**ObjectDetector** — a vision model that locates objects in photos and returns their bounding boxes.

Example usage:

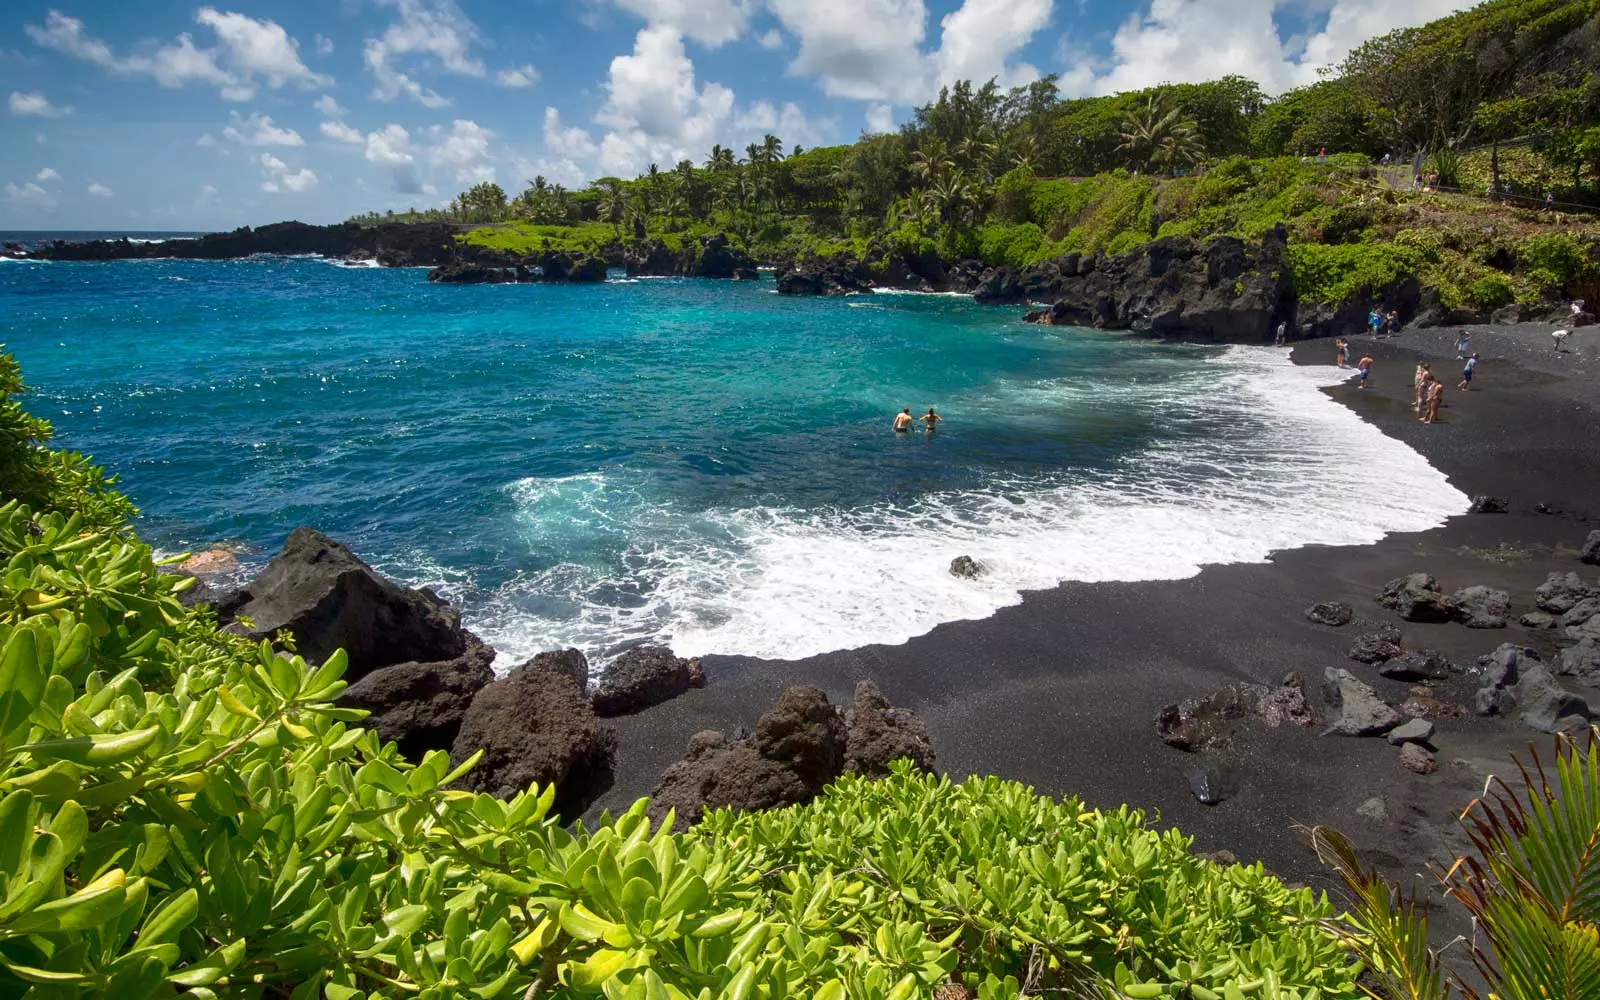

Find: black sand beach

[588,319,1599,939]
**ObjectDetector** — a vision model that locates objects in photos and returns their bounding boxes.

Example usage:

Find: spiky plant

[1314,725,1600,1000]
[1116,94,1205,174]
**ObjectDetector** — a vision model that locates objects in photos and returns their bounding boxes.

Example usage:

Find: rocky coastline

[16,219,1595,342]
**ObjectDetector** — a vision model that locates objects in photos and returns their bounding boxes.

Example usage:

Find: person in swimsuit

[1414,371,1433,413]
[1357,354,1373,388]
[919,408,942,432]
[1335,338,1348,368]
[1423,379,1444,423]
[893,407,915,432]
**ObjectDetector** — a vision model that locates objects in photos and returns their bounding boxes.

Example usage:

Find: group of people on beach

[1343,328,1480,424]
[893,407,941,433]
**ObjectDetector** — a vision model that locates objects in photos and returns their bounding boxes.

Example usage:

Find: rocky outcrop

[1537,572,1594,615]
[590,646,705,717]
[949,555,987,579]
[775,259,873,296]
[1322,667,1403,737]
[1013,227,1294,343]
[623,234,757,279]
[843,681,935,776]
[427,251,608,284]
[20,221,461,267]
[646,684,931,823]
[228,527,467,678]
[1475,643,1540,716]
[1451,586,1511,629]
[1377,573,1456,622]
[338,634,496,758]
[449,655,617,818]
[1583,531,1600,565]
[1156,674,1313,751]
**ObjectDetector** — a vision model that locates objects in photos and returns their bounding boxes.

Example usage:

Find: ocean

[0,255,1468,668]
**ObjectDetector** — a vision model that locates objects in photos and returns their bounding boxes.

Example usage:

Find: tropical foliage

[1315,725,1600,1000]
[0,350,1362,997]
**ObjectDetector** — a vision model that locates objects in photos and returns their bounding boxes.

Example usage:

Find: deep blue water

[0,256,1465,664]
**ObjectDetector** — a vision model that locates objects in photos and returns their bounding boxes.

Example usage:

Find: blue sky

[0,0,1468,230]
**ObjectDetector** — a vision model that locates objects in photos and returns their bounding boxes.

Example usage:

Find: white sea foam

[867,287,975,298]
[447,347,1466,667]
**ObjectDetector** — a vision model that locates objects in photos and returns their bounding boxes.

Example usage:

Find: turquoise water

[0,256,1466,665]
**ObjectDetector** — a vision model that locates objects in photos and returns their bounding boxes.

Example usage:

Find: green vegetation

[1315,726,1600,999]
[0,349,1358,997]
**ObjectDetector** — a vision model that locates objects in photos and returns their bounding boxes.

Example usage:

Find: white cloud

[197,133,219,148]
[321,120,365,144]
[25,8,329,98]
[314,94,347,116]
[316,34,335,56]
[757,29,785,50]
[197,183,220,206]
[195,7,332,89]
[609,0,756,47]
[496,64,540,88]
[544,106,597,158]
[222,112,305,147]
[364,123,424,193]
[429,119,494,183]
[259,152,318,193]
[733,100,829,148]
[934,0,1051,89]
[9,91,73,117]
[4,181,56,209]
[35,167,60,182]
[866,102,895,133]
[1064,0,1472,96]
[515,155,588,189]
[768,0,928,102]
[87,182,113,198]
[364,0,486,107]
[596,27,738,175]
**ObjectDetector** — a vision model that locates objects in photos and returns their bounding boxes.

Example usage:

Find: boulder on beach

[949,555,987,580]
[1158,675,1312,751]
[449,654,617,819]
[1535,572,1593,615]
[1386,718,1435,746]
[646,684,931,824]
[1377,573,1456,622]
[1379,649,1453,681]
[1583,531,1600,565]
[1347,626,1404,664]
[1184,761,1236,806]
[1475,643,1541,716]
[1521,611,1560,629]
[1514,663,1594,734]
[1555,640,1600,686]
[338,633,496,758]
[1401,694,1467,719]
[590,646,705,717]
[229,527,467,679]
[1399,743,1438,774]
[1451,586,1511,629]
[1305,601,1354,627]
[1467,495,1508,514]
[1322,667,1403,736]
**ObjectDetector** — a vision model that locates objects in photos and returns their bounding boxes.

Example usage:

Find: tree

[1116,95,1205,173]
[595,179,627,235]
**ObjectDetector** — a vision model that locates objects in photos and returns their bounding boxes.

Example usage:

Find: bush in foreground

[0,349,1358,998]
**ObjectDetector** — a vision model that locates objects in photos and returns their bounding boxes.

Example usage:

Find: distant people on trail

[919,408,942,432]
[1553,329,1571,352]
[1546,192,1556,211]
[1274,322,1287,347]
[1357,354,1374,389]
[893,407,915,433]
[1455,330,1472,358]
[1381,152,1392,167]
[1459,354,1478,391]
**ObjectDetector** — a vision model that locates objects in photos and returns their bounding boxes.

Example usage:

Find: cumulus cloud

[259,152,318,193]
[1063,0,1472,96]
[515,154,588,189]
[222,112,305,147]
[36,167,60,182]
[9,91,73,117]
[197,133,219,148]
[544,107,598,158]
[428,119,494,183]
[865,103,895,133]
[733,99,830,149]
[768,0,929,102]
[595,26,738,175]
[87,182,113,198]
[314,94,347,116]
[608,0,757,47]
[757,29,785,50]
[321,120,365,144]
[316,34,335,56]
[496,64,540,88]
[364,0,486,107]
[4,181,56,209]
[358,123,425,193]
[197,183,220,206]
[25,8,330,99]
[934,0,1051,89]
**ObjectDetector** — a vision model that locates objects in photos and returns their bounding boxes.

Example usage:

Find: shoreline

[588,322,1599,943]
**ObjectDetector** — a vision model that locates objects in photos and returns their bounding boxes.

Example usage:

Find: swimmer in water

[919,407,942,432]
[893,407,914,432]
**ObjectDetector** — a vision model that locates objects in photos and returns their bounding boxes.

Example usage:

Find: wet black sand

[588,320,1599,944]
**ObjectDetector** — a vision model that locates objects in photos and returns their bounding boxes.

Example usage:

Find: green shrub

[1287,243,1424,304]
[1518,232,1592,292]
[0,349,1362,998]
[974,223,1044,267]
[1464,274,1515,309]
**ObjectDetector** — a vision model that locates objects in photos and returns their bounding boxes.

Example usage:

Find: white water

[418,347,1466,668]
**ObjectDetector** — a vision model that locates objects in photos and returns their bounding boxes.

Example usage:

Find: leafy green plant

[1314,725,1600,999]
[1286,243,1424,304]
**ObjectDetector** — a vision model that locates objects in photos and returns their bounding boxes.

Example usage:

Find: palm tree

[923,173,972,226]
[760,133,783,165]
[911,141,953,187]
[596,180,626,236]
[704,145,735,173]
[1116,94,1205,174]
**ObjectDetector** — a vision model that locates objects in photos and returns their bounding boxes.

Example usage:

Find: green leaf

[21,725,161,765]
[0,789,37,879]
[3,869,133,935]
[139,887,199,946]
[382,903,429,938]
[168,937,246,987]
[0,626,47,745]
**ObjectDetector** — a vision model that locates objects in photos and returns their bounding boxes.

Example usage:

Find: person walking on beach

[919,407,942,432]
[1274,321,1287,347]
[1553,329,1571,352]
[1455,330,1471,358]
[1335,338,1348,368]
[893,407,914,433]
[1422,378,1444,423]
[1459,353,1478,390]
[1357,353,1374,389]
[1413,365,1431,413]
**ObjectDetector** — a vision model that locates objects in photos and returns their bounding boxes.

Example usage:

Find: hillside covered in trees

[343,0,1600,313]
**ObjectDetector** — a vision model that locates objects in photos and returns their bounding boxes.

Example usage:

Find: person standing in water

[1274,322,1287,347]
[919,407,942,432]
[1423,378,1444,423]
[893,407,915,433]
[1357,353,1374,389]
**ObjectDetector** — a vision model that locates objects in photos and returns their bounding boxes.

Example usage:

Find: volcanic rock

[1582,531,1600,565]
[1157,675,1312,751]
[1399,744,1438,775]
[1321,667,1403,736]
[591,646,706,717]
[843,680,935,776]
[230,527,467,678]
[1379,650,1453,681]
[1475,644,1540,716]
[1451,586,1511,629]
[1305,601,1355,627]
[1555,640,1600,686]
[1401,695,1467,719]
[1184,762,1235,806]
[949,555,987,579]
[1514,663,1594,734]
[338,633,496,758]
[449,654,617,818]
[1348,626,1404,664]
[1467,495,1508,514]
[1386,718,1435,746]
[1521,611,1560,629]
[1378,573,1456,622]
[1535,572,1593,614]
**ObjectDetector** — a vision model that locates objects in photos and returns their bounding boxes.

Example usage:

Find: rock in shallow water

[949,555,987,579]
[1467,495,1508,514]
